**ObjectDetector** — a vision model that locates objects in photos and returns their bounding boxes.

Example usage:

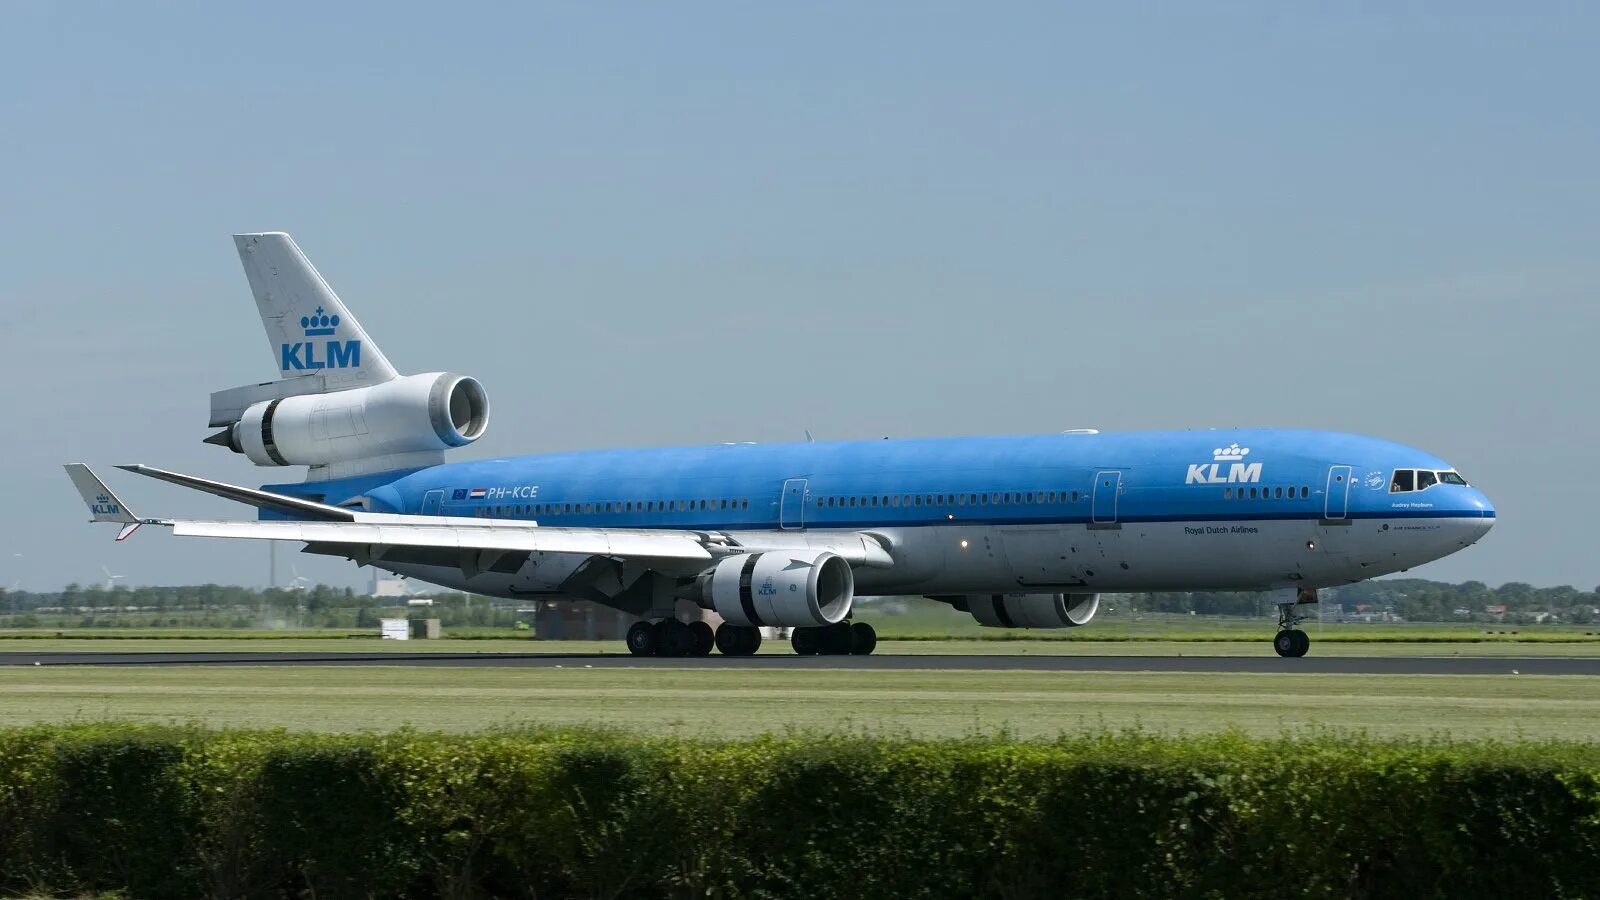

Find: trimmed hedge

[0,726,1596,899]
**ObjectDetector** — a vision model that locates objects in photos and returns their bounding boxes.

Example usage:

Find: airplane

[65,233,1495,658]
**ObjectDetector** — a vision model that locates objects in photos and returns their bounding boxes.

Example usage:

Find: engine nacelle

[221,373,489,468]
[966,592,1100,628]
[699,550,854,627]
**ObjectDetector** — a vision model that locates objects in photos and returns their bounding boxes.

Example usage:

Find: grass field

[0,665,1595,740]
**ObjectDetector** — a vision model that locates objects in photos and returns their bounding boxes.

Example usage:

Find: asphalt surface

[1,651,1597,675]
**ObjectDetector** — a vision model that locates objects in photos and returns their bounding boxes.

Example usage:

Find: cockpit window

[1390,468,1467,492]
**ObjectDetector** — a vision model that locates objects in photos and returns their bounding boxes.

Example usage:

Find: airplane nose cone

[1467,489,1494,540]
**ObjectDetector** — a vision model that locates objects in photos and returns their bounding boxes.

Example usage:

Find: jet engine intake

[967,592,1100,628]
[700,550,854,628]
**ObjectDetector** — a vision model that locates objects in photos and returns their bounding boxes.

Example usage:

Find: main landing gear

[624,620,878,657]
[791,621,877,656]
[626,619,716,658]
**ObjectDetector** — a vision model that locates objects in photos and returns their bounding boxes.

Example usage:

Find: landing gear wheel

[655,620,696,658]
[791,627,821,656]
[850,622,877,656]
[715,625,762,656]
[823,622,856,655]
[688,621,715,657]
[626,621,658,657]
[1274,629,1310,658]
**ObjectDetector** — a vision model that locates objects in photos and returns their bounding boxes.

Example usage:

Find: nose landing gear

[1273,628,1310,658]
[1272,588,1318,658]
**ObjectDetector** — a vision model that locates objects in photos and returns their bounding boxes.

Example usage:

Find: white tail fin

[233,233,398,390]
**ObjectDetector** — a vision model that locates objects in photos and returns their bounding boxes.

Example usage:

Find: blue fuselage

[266,428,1493,597]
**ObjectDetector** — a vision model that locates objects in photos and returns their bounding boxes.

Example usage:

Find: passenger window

[1224,488,1233,500]
[1391,470,1415,493]
[1416,470,1438,490]
[1301,487,1310,499]
[1274,487,1283,499]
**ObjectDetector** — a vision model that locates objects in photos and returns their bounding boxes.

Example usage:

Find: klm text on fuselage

[1185,462,1264,485]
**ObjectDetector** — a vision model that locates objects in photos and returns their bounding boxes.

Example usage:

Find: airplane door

[421,490,445,515]
[1324,466,1352,520]
[780,478,808,530]
[1092,471,1122,524]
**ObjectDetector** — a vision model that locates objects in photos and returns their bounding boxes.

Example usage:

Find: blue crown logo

[95,493,110,504]
[300,307,340,337]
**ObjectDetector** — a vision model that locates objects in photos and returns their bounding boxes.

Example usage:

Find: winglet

[64,464,143,539]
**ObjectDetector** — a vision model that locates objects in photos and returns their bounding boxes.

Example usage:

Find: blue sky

[2,3,1596,590]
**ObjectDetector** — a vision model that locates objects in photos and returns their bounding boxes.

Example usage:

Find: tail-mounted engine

[207,372,489,472]
[696,550,854,628]
[964,592,1100,628]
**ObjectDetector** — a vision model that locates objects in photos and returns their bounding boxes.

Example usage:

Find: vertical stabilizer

[233,233,399,390]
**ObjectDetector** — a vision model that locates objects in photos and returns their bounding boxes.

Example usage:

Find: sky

[1,3,1596,592]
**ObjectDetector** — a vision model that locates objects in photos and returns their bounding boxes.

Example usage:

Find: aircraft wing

[65,464,896,569]
[64,463,716,563]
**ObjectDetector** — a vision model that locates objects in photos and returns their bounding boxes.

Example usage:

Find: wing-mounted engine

[960,592,1100,628]
[695,550,854,627]
[208,372,489,477]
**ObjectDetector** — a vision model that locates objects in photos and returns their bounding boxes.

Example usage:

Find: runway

[2,651,1598,675]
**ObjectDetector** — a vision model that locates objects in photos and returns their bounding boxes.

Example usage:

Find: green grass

[1,665,1596,740]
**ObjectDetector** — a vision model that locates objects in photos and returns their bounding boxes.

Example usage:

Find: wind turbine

[287,563,311,592]
[101,565,126,591]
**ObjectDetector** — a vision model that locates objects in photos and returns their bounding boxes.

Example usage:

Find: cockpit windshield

[1390,468,1468,492]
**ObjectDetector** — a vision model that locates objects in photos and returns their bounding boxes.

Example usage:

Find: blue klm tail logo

[281,307,361,371]
[91,493,121,517]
